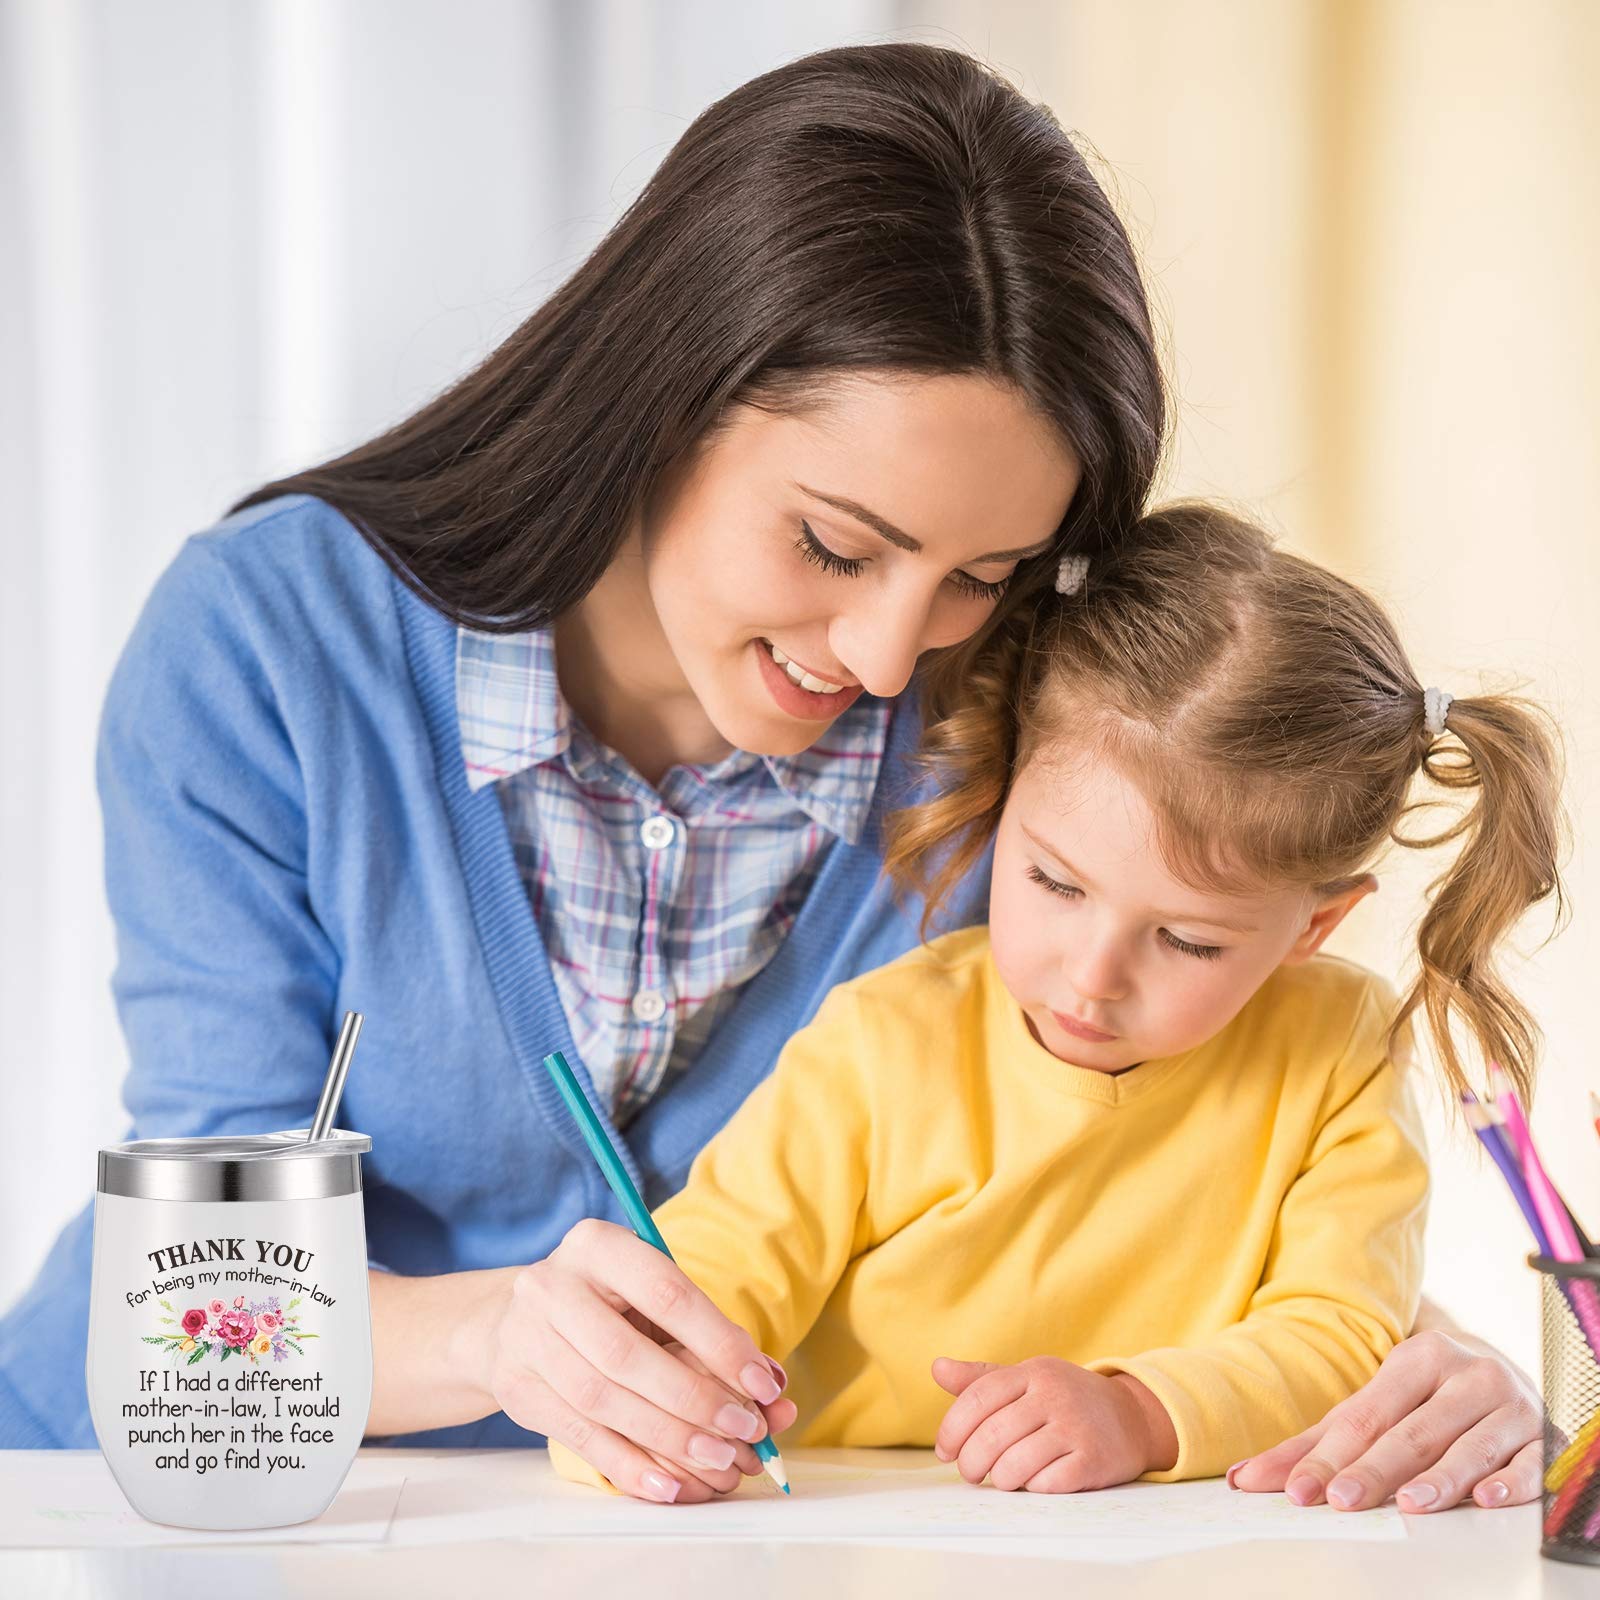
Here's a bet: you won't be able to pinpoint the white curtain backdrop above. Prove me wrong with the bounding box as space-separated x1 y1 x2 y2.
0 0 910 1308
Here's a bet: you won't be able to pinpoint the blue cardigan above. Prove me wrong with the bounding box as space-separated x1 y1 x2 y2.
0 495 990 1448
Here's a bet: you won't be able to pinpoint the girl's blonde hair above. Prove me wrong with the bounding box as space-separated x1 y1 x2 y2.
886 501 1567 1100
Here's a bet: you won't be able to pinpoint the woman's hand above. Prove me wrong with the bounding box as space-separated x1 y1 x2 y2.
1229 1329 1543 1512
475 1219 796 1504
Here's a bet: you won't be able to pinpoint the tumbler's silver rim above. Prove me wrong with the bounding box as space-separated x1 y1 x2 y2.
97 1130 371 1201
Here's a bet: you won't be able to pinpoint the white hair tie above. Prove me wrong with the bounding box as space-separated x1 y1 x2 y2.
1423 686 1454 736
1055 553 1089 596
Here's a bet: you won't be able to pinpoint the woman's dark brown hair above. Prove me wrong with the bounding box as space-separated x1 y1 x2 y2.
232 43 1165 630
887 502 1567 1101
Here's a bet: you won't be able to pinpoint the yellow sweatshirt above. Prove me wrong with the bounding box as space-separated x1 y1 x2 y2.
562 926 1429 1482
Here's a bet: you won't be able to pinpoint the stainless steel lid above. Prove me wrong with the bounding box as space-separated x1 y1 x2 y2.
97 1130 371 1201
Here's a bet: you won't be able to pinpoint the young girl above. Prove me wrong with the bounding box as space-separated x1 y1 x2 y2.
555 501 1563 1495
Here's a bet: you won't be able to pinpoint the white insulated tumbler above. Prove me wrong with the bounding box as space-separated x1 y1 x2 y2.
87 1129 373 1530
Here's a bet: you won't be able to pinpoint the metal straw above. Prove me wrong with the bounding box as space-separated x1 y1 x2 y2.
306 1011 363 1144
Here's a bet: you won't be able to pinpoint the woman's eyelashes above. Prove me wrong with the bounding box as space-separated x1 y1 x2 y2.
1023 864 1224 962
793 520 1010 601
794 520 865 578
950 568 1010 602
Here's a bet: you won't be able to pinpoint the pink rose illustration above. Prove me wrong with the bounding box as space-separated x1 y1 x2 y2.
215 1308 255 1348
144 1296 316 1365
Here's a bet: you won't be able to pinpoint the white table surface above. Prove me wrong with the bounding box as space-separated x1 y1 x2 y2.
0 1447 1586 1600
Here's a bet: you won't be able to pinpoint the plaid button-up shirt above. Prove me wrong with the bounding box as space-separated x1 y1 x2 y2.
456 627 892 1124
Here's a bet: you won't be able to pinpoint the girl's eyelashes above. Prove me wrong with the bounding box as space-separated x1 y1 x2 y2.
1159 930 1223 962
1026 863 1081 899
795 520 1010 601
1026 864 1224 962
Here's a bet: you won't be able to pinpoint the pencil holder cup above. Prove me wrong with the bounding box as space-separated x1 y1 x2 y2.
1531 1254 1600 1565
86 1130 373 1530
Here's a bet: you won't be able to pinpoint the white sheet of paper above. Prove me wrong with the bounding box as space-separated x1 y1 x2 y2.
0 1451 406 1547
386 1447 1406 1561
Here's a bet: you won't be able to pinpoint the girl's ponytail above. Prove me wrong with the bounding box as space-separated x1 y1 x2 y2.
1391 691 1567 1101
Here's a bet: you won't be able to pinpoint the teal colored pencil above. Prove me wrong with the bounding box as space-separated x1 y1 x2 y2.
542 1050 790 1495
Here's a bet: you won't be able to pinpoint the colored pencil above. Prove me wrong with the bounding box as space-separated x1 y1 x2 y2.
1492 1065 1585 1263
1547 1408 1600 1495
1483 1067 1600 1541
541 1050 790 1495
1475 1094 1596 1256
1488 1071 1600 1357
1584 1478 1600 1542
1545 1426 1600 1542
1467 1089 1600 1502
1488 1065 1600 1364
1464 1095 1549 1252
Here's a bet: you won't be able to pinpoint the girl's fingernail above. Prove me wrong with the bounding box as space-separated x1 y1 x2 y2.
1326 1477 1362 1509
765 1355 789 1391
1286 1474 1322 1507
688 1433 736 1470
741 1361 782 1405
1225 1459 1249 1489
715 1401 764 1442
1477 1480 1510 1507
640 1470 681 1504
1400 1481 1439 1510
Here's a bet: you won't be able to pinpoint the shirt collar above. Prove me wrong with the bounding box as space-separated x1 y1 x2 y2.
456 626 571 787
456 626 892 844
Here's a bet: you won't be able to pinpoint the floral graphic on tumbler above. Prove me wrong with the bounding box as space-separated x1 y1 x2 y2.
141 1293 319 1366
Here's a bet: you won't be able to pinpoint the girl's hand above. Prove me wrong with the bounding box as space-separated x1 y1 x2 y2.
932 1356 1178 1492
477 1218 795 1504
1228 1329 1543 1512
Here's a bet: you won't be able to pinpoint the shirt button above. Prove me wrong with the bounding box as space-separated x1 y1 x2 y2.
631 989 667 1023
639 815 676 851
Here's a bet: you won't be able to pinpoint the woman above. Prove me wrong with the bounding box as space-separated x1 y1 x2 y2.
0 42 1539 1513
